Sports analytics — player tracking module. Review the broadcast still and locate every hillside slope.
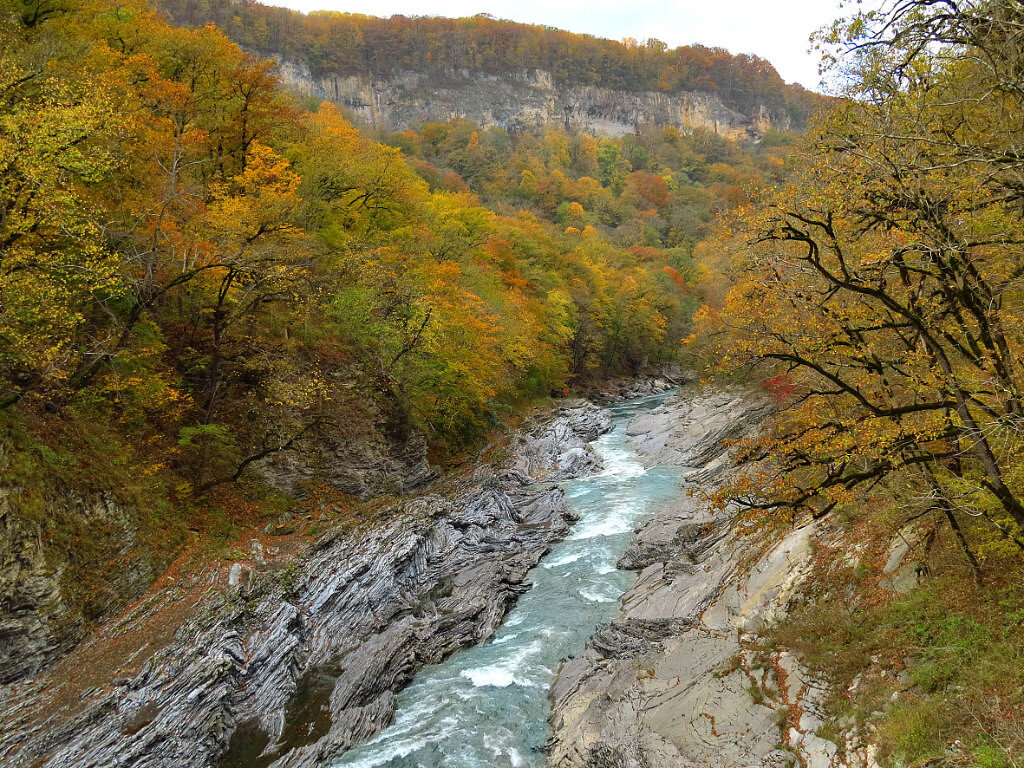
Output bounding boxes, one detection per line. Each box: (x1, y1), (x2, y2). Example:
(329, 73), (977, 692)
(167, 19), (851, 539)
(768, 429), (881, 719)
(158, 0), (827, 137)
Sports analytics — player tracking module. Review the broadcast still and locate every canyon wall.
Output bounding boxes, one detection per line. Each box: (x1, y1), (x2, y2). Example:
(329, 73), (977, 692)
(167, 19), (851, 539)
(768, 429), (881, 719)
(277, 63), (783, 140)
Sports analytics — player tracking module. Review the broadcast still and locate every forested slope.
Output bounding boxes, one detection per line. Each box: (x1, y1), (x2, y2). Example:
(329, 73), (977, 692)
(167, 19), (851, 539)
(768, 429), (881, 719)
(159, 0), (818, 120)
(694, 0), (1024, 762)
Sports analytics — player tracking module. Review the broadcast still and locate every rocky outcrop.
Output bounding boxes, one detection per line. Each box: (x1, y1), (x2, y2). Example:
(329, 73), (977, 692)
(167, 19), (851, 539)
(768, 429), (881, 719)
(277, 62), (786, 140)
(584, 374), (685, 405)
(0, 399), (612, 768)
(625, 388), (763, 470)
(547, 389), (847, 768)
(506, 399), (612, 481)
(0, 397), (437, 690)
(0, 486), (82, 686)
(0, 473), (172, 686)
(259, 412), (437, 500)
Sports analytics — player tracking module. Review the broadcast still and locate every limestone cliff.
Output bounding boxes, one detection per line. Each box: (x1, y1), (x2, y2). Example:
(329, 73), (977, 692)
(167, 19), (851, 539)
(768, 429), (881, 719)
(277, 62), (784, 141)
(157, 0), (823, 140)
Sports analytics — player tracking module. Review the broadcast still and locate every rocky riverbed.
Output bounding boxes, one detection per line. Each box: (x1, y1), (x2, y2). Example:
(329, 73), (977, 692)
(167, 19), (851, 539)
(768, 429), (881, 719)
(0, 400), (612, 768)
(3, 384), (884, 768)
(547, 389), (849, 768)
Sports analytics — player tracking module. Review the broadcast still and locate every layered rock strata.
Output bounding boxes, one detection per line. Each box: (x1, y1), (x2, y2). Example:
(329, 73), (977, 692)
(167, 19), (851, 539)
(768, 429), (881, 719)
(277, 64), (785, 140)
(548, 390), (848, 768)
(0, 400), (610, 768)
(0, 403), (437, 689)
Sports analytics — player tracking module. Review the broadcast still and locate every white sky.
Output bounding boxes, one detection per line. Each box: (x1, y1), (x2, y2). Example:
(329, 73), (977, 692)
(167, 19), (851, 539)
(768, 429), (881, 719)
(267, 0), (879, 90)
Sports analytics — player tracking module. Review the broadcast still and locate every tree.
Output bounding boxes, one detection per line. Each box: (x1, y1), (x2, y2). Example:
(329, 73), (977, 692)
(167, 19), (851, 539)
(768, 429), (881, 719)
(0, 5), (123, 407)
(597, 140), (631, 195)
(698, 0), (1024, 572)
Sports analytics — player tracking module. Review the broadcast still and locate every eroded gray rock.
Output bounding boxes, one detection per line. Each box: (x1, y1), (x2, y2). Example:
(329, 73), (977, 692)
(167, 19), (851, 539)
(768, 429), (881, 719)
(548, 389), (841, 768)
(507, 399), (613, 481)
(0, 399), (438, 691)
(0, 401), (612, 768)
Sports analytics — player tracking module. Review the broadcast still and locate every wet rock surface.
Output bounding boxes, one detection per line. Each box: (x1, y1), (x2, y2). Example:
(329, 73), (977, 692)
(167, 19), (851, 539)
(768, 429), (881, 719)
(584, 375), (684, 406)
(507, 399), (613, 481)
(547, 389), (846, 768)
(0, 400), (612, 768)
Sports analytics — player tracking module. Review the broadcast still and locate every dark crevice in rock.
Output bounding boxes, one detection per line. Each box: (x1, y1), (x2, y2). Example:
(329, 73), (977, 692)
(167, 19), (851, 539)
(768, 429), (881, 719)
(218, 720), (273, 768)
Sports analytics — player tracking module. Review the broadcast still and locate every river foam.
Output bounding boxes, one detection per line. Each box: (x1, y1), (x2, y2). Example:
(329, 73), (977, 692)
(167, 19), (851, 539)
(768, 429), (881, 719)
(331, 392), (680, 768)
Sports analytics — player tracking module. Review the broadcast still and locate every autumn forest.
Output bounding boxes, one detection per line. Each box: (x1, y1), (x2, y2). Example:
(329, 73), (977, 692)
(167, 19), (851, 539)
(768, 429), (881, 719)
(3, 0), (1024, 765)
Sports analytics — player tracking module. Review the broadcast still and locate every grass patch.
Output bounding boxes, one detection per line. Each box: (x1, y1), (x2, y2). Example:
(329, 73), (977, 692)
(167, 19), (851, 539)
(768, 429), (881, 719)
(875, 698), (951, 765)
(769, 518), (1024, 768)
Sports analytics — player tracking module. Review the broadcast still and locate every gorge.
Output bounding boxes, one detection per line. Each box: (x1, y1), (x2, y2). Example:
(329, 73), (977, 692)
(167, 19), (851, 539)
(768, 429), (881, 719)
(0, 383), (873, 768)
(4, 1), (1022, 765)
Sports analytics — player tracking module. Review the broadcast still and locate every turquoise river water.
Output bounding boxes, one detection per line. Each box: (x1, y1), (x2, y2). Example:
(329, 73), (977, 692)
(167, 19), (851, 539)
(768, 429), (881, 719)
(331, 393), (681, 768)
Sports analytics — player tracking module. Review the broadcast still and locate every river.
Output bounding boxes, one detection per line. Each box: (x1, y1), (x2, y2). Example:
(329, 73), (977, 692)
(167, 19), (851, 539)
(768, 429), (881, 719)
(331, 393), (681, 768)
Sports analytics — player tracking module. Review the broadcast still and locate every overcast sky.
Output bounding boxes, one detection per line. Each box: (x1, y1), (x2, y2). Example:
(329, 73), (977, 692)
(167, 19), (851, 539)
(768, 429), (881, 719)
(268, 0), (878, 90)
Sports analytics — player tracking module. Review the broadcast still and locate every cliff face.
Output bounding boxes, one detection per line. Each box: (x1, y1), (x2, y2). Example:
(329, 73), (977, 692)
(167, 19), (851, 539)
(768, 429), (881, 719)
(0, 479), (173, 685)
(277, 62), (783, 140)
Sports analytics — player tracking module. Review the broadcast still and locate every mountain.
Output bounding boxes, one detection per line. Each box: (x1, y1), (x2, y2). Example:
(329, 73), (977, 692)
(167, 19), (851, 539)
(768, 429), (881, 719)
(158, 0), (827, 138)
